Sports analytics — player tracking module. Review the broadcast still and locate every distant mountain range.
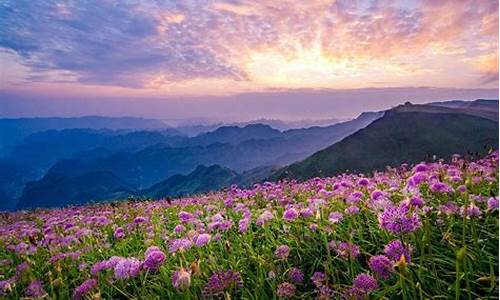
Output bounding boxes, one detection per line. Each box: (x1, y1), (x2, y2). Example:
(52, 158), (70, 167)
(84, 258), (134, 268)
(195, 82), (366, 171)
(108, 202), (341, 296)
(2, 99), (498, 210)
(272, 100), (498, 180)
(3, 112), (380, 210)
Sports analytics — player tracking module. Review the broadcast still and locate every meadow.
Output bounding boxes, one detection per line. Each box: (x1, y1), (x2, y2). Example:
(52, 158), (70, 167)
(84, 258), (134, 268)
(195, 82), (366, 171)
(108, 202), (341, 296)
(0, 151), (498, 299)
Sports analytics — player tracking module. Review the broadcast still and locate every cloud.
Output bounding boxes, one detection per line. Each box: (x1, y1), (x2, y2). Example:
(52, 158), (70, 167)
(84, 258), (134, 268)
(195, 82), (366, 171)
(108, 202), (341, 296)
(0, 0), (498, 92)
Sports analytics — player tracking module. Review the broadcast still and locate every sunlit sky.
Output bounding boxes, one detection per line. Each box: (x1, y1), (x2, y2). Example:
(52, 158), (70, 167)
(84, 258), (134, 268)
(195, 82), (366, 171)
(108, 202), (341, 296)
(0, 0), (498, 119)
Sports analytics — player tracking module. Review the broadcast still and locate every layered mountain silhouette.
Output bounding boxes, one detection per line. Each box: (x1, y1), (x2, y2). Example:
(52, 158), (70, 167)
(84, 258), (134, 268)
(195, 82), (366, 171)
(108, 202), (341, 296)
(4, 99), (498, 210)
(272, 100), (498, 180)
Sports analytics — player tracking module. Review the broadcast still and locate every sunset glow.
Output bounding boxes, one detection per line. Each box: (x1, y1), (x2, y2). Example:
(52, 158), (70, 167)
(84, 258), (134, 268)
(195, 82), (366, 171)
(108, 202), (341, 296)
(0, 0), (498, 99)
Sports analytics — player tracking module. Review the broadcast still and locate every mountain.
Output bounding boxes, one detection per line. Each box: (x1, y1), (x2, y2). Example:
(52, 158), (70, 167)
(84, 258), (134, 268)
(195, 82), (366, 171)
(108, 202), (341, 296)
(143, 165), (238, 198)
(0, 116), (172, 154)
(3, 129), (186, 172)
(0, 160), (37, 210)
(29, 113), (382, 188)
(273, 104), (498, 180)
(16, 171), (136, 209)
(187, 124), (282, 146)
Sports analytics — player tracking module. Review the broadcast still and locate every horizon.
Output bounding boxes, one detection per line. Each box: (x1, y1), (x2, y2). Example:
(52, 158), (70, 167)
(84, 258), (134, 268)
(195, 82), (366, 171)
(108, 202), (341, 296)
(1, 0), (498, 120)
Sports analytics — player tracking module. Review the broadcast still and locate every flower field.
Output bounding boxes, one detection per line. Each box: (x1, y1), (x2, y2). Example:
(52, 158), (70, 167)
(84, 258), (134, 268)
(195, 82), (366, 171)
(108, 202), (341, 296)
(0, 151), (498, 299)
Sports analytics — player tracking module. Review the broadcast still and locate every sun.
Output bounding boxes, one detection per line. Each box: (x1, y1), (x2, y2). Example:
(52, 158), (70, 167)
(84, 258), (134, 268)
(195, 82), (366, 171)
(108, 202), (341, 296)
(243, 39), (357, 88)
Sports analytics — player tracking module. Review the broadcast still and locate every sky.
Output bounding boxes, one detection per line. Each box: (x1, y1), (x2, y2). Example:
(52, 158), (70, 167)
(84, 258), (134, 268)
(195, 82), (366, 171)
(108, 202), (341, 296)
(0, 0), (498, 120)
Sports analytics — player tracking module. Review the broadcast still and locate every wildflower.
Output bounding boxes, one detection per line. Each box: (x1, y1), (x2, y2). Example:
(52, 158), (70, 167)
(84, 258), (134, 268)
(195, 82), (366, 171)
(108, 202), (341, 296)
(275, 245), (290, 260)
(368, 255), (393, 279)
(25, 280), (47, 298)
(414, 163), (428, 173)
(202, 270), (243, 298)
(409, 196), (425, 207)
(178, 211), (194, 223)
(378, 204), (421, 234)
(283, 208), (299, 221)
(345, 205), (360, 215)
(310, 271), (326, 287)
(439, 202), (459, 216)
(288, 267), (304, 284)
(332, 241), (360, 260)
(430, 182), (453, 193)
(256, 210), (273, 226)
(276, 282), (296, 298)
(371, 190), (384, 200)
(328, 211), (343, 224)
(238, 218), (250, 233)
(73, 279), (97, 300)
(133, 216), (147, 224)
(463, 203), (482, 218)
(353, 273), (378, 292)
(114, 258), (142, 279)
(300, 207), (314, 218)
(384, 240), (411, 263)
(113, 227), (125, 239)
(309, 223), (319, 231)
(488, 197), (499, 211)
(174, 224), (185, 234)
(357, 178), (370, 186)
(456, 185), (467, 193)
(143, 247), (166, 271)
(169, 238), (193, 253)
(315, 284), (334, 299)
(195, 233), (212, 247)
(172, 268), (191, 290)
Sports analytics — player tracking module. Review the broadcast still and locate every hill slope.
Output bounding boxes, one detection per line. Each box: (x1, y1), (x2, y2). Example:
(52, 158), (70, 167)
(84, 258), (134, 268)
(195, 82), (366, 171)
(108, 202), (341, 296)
(273, 109), (498, 180)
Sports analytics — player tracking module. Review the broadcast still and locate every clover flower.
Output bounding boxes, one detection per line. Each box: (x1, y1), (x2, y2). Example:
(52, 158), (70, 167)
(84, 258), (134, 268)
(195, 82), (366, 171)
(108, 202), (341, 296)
(202, 270), (243, 298)
(368, 255), (393, 279)
(378, 204), (421, 234)
(276, 282), (296, 298)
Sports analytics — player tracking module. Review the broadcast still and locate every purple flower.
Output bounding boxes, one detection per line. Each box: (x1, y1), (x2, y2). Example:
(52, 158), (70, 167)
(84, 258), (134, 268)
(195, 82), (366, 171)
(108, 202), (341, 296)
(238, 218), (250, 233)
(430, 182), (453, 193)
(113, 227), (125, 239)
(202, 270), (243, 298)
(300, 207), (314, 218)
(463, 203), (482, 218)
(288, 267), (304, 284)
(357, 178), (370, 186)
(195, 233), (212, 247)
(114, 258), (142, 280)
(256, 210), (273, 226)
(456, 185), (467, 193)
(409, 196), (425, 208)
(332, 241), (360, 260)
(345, 205), (360, 215)
(143, 247), (166, 271)
(73, 279), (97, 300)
(439, 202), (459, 216)
(368, 255), (394, 279)
(133, 216), (147, 224)
(169, 238), (193, 253)
(310, 271), (326, 287)
(384, 240), (411, 263)
(378, 204), (421, 234)
(275, 245), (290, 260)
(178, 211), (194, 223)
(414, 163), (428, 173)
(328, 211), (343, 224)
(488, 197), (499, 211)
(283, 208), (299, 221)
(353, 273), (378, 293)
(276, 282), (296, 298)
(174, 224), (185, 234)
(371, 190), (384, 200)
(25, 280), (47, 298)
(172, 268), (191, 290)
